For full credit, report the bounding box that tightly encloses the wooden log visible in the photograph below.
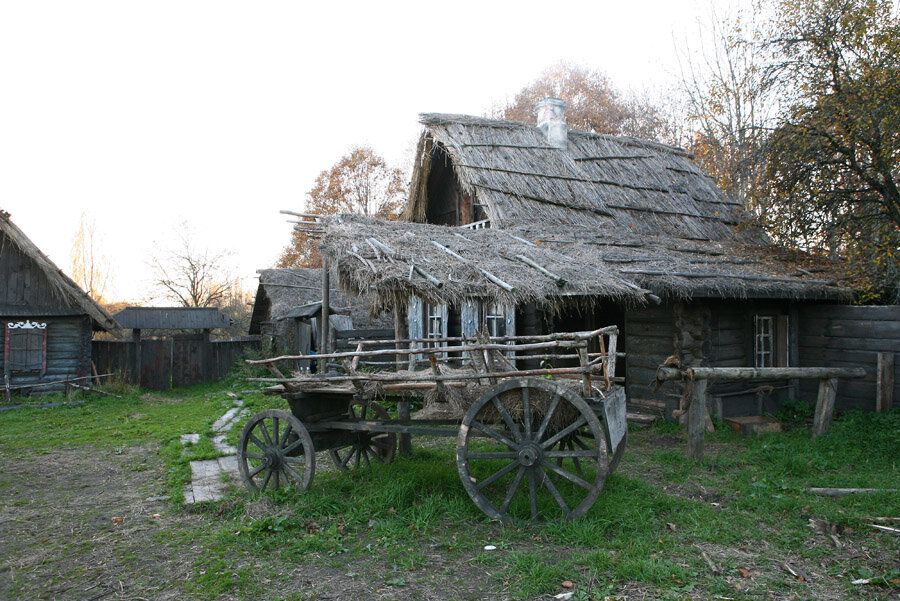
[248,338,591,364]
[349,251,376,273]
[656,366,866,381]
[876,352,895,412]
[430,240,515,292]
[812,377,838,438]
[280,210,322,220]
[687,379,707,461]
[514,255,566,287]
[321,253,331,356]
[808,487,899,497]
[249,363,606,385]
[411,264,443,287]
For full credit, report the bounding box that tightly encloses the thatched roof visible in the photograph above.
[311,112,850,312]
[249,268,389,335]
[406,113,761,243]
[322,214,850,314]
[0,210,118,331]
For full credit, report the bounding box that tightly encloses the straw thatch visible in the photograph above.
[249,268,391,336]
[318,113,850,312]
[0,210,118,331]
[407,114,759,241]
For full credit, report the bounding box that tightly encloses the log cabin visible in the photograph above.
[0,210,118,394]
[311,101,895,417]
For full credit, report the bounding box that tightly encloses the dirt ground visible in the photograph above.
[0,445,515,601]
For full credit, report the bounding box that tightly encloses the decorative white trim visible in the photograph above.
[7,320,47,330]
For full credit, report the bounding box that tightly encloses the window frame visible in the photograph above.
[5,320,48,374]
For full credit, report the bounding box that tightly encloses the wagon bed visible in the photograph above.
[241,326,626,523]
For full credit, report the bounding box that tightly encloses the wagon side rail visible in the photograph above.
[246,326,619,393]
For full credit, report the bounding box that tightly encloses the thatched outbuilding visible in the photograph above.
[315,104,855,417]
[0,210,119,394]
[249,268,391,355]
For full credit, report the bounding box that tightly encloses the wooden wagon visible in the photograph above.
[241,326,627,523]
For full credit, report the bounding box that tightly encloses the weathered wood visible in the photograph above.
[812,377,838,438]
[656,366,866,381]
[250,363,605,385]
[430,240,515,292]
[514,254,566,287]
[876,352,895,412]
[321,254,330,356]
[410,264,443,287]
[687,379,707,461]
[808,487,899,497]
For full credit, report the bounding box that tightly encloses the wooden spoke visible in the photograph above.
[238,410,315,493]
[458,378,610,524]
[475,460,520,491]
[330,400,396,472]
[542,416,588,450]
[492,396,522,443]
[500,466,526,514]
[535,396,560,441]
[541,459,593,491]
[470,420,519,449]
[528,468,539,521]
[539,469,570,514]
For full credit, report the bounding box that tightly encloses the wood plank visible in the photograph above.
[877,352,895,412]
[799,335,900,353]
[812,377,838,438]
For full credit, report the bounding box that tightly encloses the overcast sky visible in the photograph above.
[0,0,739,303]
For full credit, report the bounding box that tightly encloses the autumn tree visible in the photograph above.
[277,147,407,268]
[496,62,676,142]
[149,225,233,307]
[70,214,113,302]
[764,0,900,302]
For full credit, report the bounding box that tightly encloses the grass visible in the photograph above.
[1,376,898,600]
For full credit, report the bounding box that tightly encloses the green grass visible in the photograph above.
[2,378,897,600]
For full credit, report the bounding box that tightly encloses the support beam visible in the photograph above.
[687,380,707,461]
[812,377,838,438]
[320,252,330,358]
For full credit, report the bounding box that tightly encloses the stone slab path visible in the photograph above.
[182,399,248,504]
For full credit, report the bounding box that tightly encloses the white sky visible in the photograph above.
[0,0,736,303]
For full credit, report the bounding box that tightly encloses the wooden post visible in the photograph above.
[320,253,330,363]
[687,379,707,461]
[812,377,838,438]
[398,398,412,457]
[876,352,894,413]
[394,300,411,456]
[132,328,142,386]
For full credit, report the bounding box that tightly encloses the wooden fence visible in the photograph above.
[798,305,899,412]
[92,337,260,391]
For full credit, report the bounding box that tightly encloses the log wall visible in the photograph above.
[1,315,92,393]
[798,304,900,411]
[624,304,681,407]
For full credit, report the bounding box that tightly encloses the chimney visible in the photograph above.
[537,97,567,149]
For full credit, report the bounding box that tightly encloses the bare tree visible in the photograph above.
[675,3,777,214]
[149,226,232,307]
[70,213,113,302]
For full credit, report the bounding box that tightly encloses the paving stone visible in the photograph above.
[180,433,200,445]
[212,434,237,455]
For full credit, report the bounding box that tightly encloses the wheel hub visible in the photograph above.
[264,448,283,468]
[517,442,543,467]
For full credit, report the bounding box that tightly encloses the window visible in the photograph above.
[483,302,507,339]
[5,320,47,373]
[425,301,446,348]
[754,315,774,367]
[754,314,789,368]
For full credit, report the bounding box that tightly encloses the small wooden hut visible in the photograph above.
[249,268,391,354]
[314,106,855,419]
[0,210,119,394]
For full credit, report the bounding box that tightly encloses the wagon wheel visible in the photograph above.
[457,377,609,523]
[330,400,396,471]
[557,421,627,475]
[238,409,315,493]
